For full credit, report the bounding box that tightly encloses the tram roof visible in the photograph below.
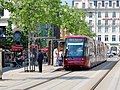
[65,35,91,39]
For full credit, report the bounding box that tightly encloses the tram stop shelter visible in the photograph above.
[11,46,24,52]
[10,45,24,67]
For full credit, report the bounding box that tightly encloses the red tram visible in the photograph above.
[63,35,107,70]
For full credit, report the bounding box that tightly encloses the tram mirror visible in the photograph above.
[89,54,92,57]
[64,49,68,58]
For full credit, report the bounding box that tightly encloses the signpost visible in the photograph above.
[0,48,2,80]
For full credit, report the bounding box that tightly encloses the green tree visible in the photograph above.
[0,0,96,71]
[60,3,95,37]
[0,0,96,47]
[1,0,94,40]
[1,18,14,49]
[0,0,65,70]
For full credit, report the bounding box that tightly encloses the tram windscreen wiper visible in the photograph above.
[65,49,73,59]
[69,53,73,59]
[69,55,73,59]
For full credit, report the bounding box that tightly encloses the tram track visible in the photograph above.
[23,58,119,90]
[90,59,119,90]
[24,71,73,90]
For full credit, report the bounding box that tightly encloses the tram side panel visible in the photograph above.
[63,36,107,70]
[87,39,96,68]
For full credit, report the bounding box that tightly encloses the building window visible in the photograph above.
[102,1,104,7]
[105,27,108,32]
[82,3,85,8]
[116,1,119,7]
[75,3,79,8]
[89,26,92,32]
[0,26,5,35]
[112,20,115,25]
[98,3,101,8]
[98,35,101,41]
[89,20,92,25]
[105,2,108,8]
[113,2,115,8]
[89,12,92,18]
[112,27,116,32]
[89,3,92,8]
[98,20,101,25]
[105,35,108,41]
[0,10,4,16]
[112,35,116,41]
[98,27,101,32]
[112,12,116,17]
[119,35,120,41]
[94,1,97,7]
[98,12,101,18]
[105,20,108,25]
[105,11,108,17]
[109,1,112,7]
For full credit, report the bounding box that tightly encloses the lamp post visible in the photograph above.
[0,33,6,80]
[94,4,97,40]
[0,48,2,80]
[28,31,35,72]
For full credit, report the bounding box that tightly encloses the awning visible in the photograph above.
[41,47,48,52]
[10,45,23,52]
[30,44,34,48]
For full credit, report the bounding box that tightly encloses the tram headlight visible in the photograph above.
[81,58,84,61]
[65,58,68,61]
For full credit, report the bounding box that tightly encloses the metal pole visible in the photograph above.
[51,40,53,65]
[0,48,2,80]
[95,6,97,40]
[28,32,31,72]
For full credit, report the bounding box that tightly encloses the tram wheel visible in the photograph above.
[64,67,69,71]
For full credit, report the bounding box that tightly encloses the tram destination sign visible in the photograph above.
[68,38,84,43]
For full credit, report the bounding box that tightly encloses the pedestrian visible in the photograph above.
[43,51,47,63]
[58,50,63,66]
[53,47,58,66]
[16,55,22,66]
[37,49,44,72]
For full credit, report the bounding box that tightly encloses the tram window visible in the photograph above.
[60,42,64,47]
[111,47,117,51]
[90,42,94,52]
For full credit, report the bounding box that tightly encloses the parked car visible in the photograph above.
[118,51,120,57]
[107,51,114,58]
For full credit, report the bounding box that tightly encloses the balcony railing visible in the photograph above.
[96,23,120,27]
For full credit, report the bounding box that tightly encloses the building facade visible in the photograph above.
[0,10,10,36]
[73,0,120,52]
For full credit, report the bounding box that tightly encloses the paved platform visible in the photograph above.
[0,64,64,90]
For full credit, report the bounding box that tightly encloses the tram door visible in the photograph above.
[89,40,96,64]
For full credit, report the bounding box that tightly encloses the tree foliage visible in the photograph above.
[60,3,95,37]
[0,0,94,41]
[1,18,14,48]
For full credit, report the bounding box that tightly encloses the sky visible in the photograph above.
[61,0,72,7]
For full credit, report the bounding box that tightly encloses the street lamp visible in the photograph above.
[0,48,2,80]
[95,6,97,40]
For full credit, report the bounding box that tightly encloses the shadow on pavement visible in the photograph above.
[2,66,23,73]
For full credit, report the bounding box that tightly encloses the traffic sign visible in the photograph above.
[0,34,5,39]
[13,31,21,41]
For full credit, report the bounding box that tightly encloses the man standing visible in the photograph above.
[37,50,44,72]
[53,47,58,66]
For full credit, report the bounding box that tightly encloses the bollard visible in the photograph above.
[0,48,2,80]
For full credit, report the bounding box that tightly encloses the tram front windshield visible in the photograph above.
[65,38,85,58]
